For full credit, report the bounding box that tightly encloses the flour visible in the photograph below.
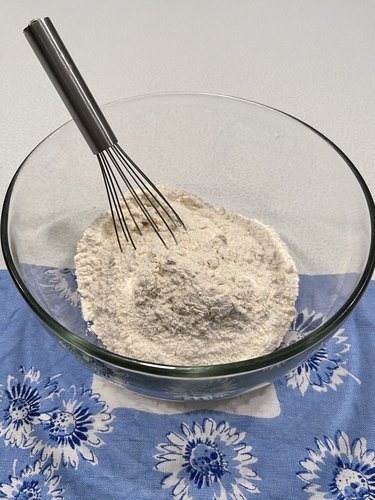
[74,188,299,365]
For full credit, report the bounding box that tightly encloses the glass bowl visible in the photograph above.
[2,92,375,401]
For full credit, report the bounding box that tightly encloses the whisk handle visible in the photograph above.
[24,17,117,155]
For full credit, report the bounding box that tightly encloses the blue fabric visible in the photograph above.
[0,268,374,499]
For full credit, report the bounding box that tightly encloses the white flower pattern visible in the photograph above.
[298,431,375,499]
[155,418,261,499]
[0,368,58,448]
[41,268,80,307]
[0,460,63,499]
[0,366,114,500]
[30,386,113,469]
[283,310,360,395]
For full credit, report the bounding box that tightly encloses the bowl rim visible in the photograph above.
[2,91,375,378]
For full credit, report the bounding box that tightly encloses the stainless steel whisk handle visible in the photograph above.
[24,17,117,155]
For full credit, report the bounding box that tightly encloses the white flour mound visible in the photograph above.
[74,188,299,366]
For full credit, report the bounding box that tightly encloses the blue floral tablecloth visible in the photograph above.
[0,267,374,499]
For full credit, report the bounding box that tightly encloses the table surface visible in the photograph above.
[1,3,375,499]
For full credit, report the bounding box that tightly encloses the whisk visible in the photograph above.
[24,17,185,251]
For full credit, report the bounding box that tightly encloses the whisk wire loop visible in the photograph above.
[101,151,142,237]
[106,149,162,234]
[115,144,186,230]
[98,143,187,250]
[111,146,178,244]
[98,158,124,252]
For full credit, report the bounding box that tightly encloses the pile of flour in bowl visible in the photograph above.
[74,188,299,366]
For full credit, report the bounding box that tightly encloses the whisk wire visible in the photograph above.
[98,151,136,247]
[98,157,124,252]
[111,146,178,245]
[106,149,168,248]
[101,151,142,237]
[115,144,186,230]
[113,144,177,228]
[99,152,138,249]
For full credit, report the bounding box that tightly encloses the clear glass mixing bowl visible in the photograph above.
[2,93,375,401]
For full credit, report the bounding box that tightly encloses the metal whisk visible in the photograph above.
[24,17,185,251]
